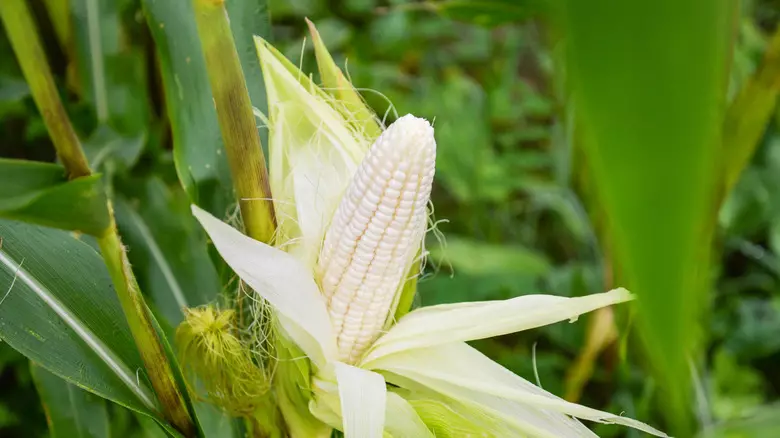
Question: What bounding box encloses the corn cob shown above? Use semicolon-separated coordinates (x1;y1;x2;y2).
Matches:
317;114;436;363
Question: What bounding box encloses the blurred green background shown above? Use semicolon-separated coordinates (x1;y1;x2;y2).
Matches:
1;0;780;436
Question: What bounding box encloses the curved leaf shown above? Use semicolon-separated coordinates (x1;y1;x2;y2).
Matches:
191;205;336;366
0;220;157;416
363;288;632;365
0;159;109;235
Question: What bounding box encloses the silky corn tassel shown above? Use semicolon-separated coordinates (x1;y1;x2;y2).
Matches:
318;114;436;363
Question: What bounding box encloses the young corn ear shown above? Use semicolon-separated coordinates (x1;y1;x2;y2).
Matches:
317;114;436;363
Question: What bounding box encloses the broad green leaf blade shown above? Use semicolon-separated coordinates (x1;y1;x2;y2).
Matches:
560;1;735;432
334;362;386;438
191;205;336;366
114;179;221;326
0;159;109;235
363;288;632;365
31;363;110;438
82;125;146;172
194;402;240;438
141;0;233;217
0;220;157;416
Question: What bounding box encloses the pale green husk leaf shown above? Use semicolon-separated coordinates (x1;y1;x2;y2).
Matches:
372;343;669;437
362;288;633;365
384;392;434;438
255;37;371;268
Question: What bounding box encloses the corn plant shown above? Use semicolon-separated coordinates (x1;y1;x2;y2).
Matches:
1;0;776;437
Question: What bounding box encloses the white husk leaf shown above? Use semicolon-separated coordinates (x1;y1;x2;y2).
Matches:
362;288;633;365
334;362;387;438
380;366;592;437
371;343;669;437
191;205;336;366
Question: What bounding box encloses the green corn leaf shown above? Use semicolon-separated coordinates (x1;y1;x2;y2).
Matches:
560;1;735;433
140;0;234;218
69;0;151;171
113;178;221;326
70;0;151;136
0;219;159;419
0;158;109;236
31;363;110;438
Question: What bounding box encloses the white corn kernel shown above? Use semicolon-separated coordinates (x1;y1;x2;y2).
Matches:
317;114;436;363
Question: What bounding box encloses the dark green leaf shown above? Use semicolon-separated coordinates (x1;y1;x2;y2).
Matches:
0;220;157;417
70;0;150;166
114;178;221;326
82;125;146;171
0;159;109;235
31;363;111;438
140;0;234;218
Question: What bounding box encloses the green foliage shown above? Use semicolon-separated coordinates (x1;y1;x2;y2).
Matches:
0;0;779;436
140;0;234;218
0;220;159;419
560;1;734;433
0;159;109;235
31;364;110;438
113;179;221;327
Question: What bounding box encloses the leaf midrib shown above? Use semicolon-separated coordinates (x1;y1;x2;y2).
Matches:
0;249;157;411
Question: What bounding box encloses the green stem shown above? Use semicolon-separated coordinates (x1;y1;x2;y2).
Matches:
0;1;196;435
0;0;90;179
97;217;195;435
192;0;276;244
